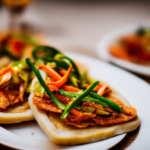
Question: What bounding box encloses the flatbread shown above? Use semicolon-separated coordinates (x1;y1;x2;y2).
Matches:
0;98;34;124
28;75;140;145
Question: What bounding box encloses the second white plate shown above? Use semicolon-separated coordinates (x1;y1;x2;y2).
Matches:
96;22;150;76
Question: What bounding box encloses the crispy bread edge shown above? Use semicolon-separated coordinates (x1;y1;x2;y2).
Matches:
0;109;34;124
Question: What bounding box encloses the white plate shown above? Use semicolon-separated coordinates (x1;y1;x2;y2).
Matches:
96;22;150;76
0;52;149;150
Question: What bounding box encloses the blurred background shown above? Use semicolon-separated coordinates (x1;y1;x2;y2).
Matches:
0;0;150;58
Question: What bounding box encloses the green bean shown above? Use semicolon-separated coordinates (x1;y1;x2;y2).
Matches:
90;92;122;113
63;55;80;78
58;89;121;113
81;97;108;107
58;89;80;97
32;46;60;60
26;58;66;110
43;58;70;70
60;81;100;119
58;89;108;107
54;53;80;78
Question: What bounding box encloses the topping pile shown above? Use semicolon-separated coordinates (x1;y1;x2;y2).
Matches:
0;61;31;111
25;46;137;128
0;45;137;127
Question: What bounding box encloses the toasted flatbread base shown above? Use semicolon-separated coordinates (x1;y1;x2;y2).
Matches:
0;100;34;124
28;92;140;145
0;109;34;124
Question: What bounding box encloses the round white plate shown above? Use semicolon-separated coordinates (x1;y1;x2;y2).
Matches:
96;21;150;76
0;52;149;150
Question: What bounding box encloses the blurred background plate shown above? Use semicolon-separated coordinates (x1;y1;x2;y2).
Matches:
96;22;150;77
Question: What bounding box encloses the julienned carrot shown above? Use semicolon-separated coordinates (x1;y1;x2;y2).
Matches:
47;85;59;92
0;67;18;76
47;66;72;88
97;84;108;96
30;75;35;79
39;65;61;81
61;85;81;92
86;83;102;92
44;67;80;92
0;68;12;76
70;109;83;117
39;65;77;92
59;70;66;76
0;72;12;86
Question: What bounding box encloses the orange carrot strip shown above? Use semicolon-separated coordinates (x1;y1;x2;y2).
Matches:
0;72;12;87
0;67;18;76
39;65;61;81
70;109;83;117
59;70;66;76
0;68;12;76
30;75;35;79
47;66;72;88
86;83;102;92
97;84;108;96
47;85;59;92
61;85;81;92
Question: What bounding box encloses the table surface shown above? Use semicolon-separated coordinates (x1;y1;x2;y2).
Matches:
0;1;150;150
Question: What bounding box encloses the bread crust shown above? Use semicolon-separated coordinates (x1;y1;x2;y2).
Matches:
28;92;140;145
0;109;34;124
0;93;34;124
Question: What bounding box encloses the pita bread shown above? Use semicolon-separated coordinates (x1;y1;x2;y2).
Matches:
28;74;140;145
0;97;34;124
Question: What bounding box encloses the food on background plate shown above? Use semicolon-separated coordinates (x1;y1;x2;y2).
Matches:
26;46;140;145
109;27;150;63
0;60;34;124
0;30;43;68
